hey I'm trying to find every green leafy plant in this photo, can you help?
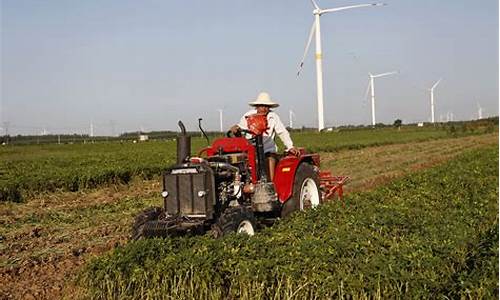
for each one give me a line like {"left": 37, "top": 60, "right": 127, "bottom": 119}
{"left": 79, "top": 146, "right": 499, "bottom": 299}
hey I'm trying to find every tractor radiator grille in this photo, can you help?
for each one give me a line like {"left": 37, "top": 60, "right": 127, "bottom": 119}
{"left": 163, "top": 165, "right": 215, "bottom": 219}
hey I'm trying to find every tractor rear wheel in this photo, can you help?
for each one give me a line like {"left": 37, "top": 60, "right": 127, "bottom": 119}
{"left": 131, "top": 207, "right": 163, "bottom": 240}
{"left": 212, "top": 207, "right": 256, "bottom": 238}
{"left": 281, "top": 163, "right": 321, "bottom": 218}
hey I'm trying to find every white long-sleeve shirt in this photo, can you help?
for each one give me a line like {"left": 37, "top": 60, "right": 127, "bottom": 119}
{"left": 237, "top": 109, "right": 294, "bottom": 154}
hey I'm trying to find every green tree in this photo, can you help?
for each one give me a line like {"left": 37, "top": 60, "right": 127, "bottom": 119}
{"left": 393, "top": 119, "right": 402, "bottom": 130}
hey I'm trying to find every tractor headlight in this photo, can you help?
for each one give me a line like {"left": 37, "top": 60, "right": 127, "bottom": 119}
{"left": 161, "top": 191, "right": 169, "bottom": 198}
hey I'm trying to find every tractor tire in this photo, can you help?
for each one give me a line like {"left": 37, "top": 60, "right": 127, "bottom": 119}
{"left": 281, "top": 163, "right": 321, "bottom": 218}
{"left": 212, "top": 206, "right": 257, "bottom": 238}
{"left": 131, "top": 207, "right": 163, "bottom": 240}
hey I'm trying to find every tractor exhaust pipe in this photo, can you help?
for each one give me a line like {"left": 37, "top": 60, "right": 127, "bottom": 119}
{"left": 176, "top": 121, "right": 191, "bottom": 164}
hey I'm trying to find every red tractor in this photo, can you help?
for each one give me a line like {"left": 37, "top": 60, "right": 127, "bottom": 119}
{"left": 132, "top": 115, "right": 348, "bottom": 239}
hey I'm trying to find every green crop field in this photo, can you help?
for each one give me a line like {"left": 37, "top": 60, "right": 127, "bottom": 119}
{"left": 79, "top": 145, "right": 499, "bottom": 299}
{"left": 0, "top": 127, "right": 497, "bottom": 300}
{"left": 0, "top": 141, "right": 178, "bottom": 202}
{"left": 1, "top": 121, "right": 496, "bottom": 203}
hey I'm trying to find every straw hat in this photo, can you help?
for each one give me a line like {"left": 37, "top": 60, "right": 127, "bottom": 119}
{"left": 248, "top": 92, "right": 279, "bottom": 108}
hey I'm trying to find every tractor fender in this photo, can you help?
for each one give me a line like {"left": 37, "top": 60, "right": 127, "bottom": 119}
{"left": 273, "top": 154, "right": 320, "bottom": 203}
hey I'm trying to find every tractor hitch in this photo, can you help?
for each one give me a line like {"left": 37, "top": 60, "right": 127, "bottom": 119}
{"left": 320, "top": 171, "right": 349, "bottom": 204}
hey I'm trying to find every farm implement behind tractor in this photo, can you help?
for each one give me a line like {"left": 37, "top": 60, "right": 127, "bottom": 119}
{"left": 132, "top": 115, "right": 348, "bottom": 239}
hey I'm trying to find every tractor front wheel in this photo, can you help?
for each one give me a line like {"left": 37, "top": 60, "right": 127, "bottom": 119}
{"left": 131, "top": 207, "right": 163, "bottom": 240}
{"left": 281, "top": 163, "right": 321, "bottom": 218}
{"left": 212, "top": 207, "right": 256, "bottom": 238}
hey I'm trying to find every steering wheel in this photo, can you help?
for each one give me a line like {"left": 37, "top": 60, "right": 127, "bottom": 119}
{"left": 226, "top": 130, "right": 241, "bottom": 137}
{"left": 226, "top": 129, "right": 253, "bottom": 138}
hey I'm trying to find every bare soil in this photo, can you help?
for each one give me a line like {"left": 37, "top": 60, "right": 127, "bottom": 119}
{"left": 0, "top": 133, "right": 497, "bottom": 299}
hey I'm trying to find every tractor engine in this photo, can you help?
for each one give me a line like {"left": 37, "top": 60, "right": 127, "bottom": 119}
{"left": 162, "top": 151, "right": 251, "bottom": 222}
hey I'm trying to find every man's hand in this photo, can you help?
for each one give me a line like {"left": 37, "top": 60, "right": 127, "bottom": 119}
{"left": 287, "top": 147, "right": 300, "bottom": 157}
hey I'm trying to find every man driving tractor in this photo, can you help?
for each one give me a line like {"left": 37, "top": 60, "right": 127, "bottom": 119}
{"left": 230, "top": 92, "right": 300, "bottom": 180}
{"left": 132, "top": 91, "right": 348, "bottom": 239}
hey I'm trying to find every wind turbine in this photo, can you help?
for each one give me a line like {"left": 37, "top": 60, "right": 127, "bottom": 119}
{"left": 364, "top": 71, "right": 398, "bottom": 126}
{"left": 289, "top": 109, "right": 295, "bottom": 129}
{"left": 217, "top": 109, "right": 223, "bottom": 132}
{"left": 297, "top": 0, "right": 385, "bottom": 131}
{"left": 477, "top": 102, "right": 483, "bottom": 119}
{"left": 446, "top": 111, "right": 454, "bottom": 122}
{"left": 428, "top": 79, "right": 441, "bottom": 123}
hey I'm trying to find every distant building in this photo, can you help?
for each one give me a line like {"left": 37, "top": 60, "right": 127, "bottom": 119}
{"left": 139, "top": 134, "right": 149, "bottom": 142}
{"left": 417, "top": 122, "right": 424, "bottom": 127}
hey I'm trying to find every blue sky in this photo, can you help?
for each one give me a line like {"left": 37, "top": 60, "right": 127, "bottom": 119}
{"left": 1, "top": 0, "right": 498, "bottom": 135}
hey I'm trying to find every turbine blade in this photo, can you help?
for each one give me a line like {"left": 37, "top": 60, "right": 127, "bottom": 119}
{"left": 297, "top": 21, "right": 316, "bottom": 76}
{"left": 310, "top": 0, "right": 320, "bottom": 10}
{"left": 321, "top": 3, "right": 386, "bottom": 14}
{"left": 372, "top": 70, "right": 398, "bottom": 78}
{"left": 431, "top": 78, "right": 442, "bottom": 90}
{"left": 364, "top": 79, "right": 371, "bottom": 100}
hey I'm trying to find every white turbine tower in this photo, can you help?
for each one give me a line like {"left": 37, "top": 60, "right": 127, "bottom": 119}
{"left": 364, "top": 71, "right": 398, "bottom": 126}
{"left": 428, "top": 79, "right": 441, "bottom": 123}
{"left": 289, "top": 109, "right": 295, "bottom": 129}
{"left": 218, "top": 109, "right": 223, "bottom": 132}
{"left": 297, "top": 0, "right": 385, "bottom": 131}
{"left": 477, "top": 102, "right": 483, "bottom": 119}
{"left": 446, "top": 111, "right": 454, "bottom": 122}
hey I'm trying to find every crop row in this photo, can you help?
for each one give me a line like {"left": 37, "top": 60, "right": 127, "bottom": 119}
{"left": 79, "top": 145, "right": 498, "bottom": 299}
{"left": 0, "top": 140, "right": 183, "bottom": 202}
{"left": 0, "top": 125, "right": 495, "bottom": 202}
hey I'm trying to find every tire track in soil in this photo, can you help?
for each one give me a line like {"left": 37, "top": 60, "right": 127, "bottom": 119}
{"left": 0, "top": 133, "right": 497, "bottom": 299}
